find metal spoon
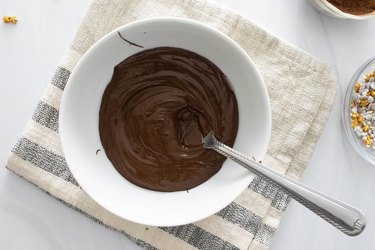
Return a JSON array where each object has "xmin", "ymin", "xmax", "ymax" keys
[{"xmin": 202, "ymin": 131, "xmax": 366, "ymax": 236}]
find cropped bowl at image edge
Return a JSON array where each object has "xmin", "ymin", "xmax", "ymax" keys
[
  {"xmin": 343, "ymin": 57, "xmax": 375, "ymax": 164},
  {"xmin": 59, "ymin": 17, "xmax": 271, "ymax": 226},
  {"xmin": 308, "ymin": 0, "xmax": 375, "ymax": 19}
]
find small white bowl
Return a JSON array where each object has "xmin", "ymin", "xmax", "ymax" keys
[
  {"xmin": 309, "ymin": 0, "xmax": 375, "ymax": 19},
  {"xmin": 60, "ymin": 17, "xmax": 271, "ymax": 226}
]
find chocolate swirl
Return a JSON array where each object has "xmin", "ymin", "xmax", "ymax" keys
[{"xmin": 99, "ymin": 47, "xmax": 238, "ymax": 192}]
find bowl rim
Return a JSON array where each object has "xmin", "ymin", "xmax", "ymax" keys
[{"xmin": 60, "ymin": 17, "xmax": 272, "ymax": 226}]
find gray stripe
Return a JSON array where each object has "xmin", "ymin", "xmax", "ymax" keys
[
  {"xmin": 11, "ymin": 137, "xmax": 78, "ymax": 186},
  {"xmin": 6, "ymin": 167, "xmax": 156, "ymax": 250},
  {"xmin": 32, "ymin": 101, "xmax": 59, "ymax": 132},
  {"xmin": 161, "ymin": 224, "xmax": 239, "ymax": 250},
  {"xmin": 217, "ymin": 202, "xmax": 263, "ymax": 235},
  {"xmin": 249, "ymin": 176, "xmax": 291, "ymax": 211},
  {"xmin": 217, "ymin": 203, "xmax": 277, "ymax": 247},
  {"xmin": 253, "ymin": 224, "xmax": 276, "ymax": 246},
  {"xmin": 271, "ymin": 189, "xmax": 291, "ymax": 211},
  {"xmin": 51, "ymin": 67, "xmax": 71, "ymax": 90}
]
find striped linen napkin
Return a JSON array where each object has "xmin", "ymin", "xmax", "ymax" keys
[{"xmin": 6, "ymin": 0, "xmax": 336, "ymax": 249}]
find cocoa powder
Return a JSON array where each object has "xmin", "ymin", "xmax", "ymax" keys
[{"xmin": 327, "ymin": 0, "xmax": 375, "ymax": 15}]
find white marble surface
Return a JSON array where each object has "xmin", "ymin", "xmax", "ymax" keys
[{"xmin": 1, "ymin": 0, "xmax": 375, "ymax": 249}]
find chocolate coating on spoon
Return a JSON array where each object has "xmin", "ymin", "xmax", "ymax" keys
[{"xmin": 99, "ymin": 47, "xmax": 238, "ymax": 192}]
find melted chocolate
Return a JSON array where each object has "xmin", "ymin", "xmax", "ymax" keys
[{"xmin": 99, "ymin": 47, "xmax": 238, "ymax": 192}]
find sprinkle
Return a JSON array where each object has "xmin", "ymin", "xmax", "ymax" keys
[
  {"xmin": 360, "ymin": 100, "xmax": 369, "ymax": 107},
  {"xmin": 363, "ymin": 125, "xmax": 369, "ymax": 132},
  {"xmin": 366, "ymin": 134, "xmax": 373, "ymax": 146},
  {"xmin": 355, "ymin": 83, "xmax": 361, "ymax": 92},
  {"xmin": 358, "ymin": 115, "xmax": 364, "ymax": 123},
  {"xmin": 2, "ymin": 16, "xmax": 17, "ymax": 24},
  {"xmin": 359, "ymin": 84, "xmax": 366, "ymax": 94}
]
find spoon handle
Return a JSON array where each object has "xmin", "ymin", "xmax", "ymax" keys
[{"xmin": 203, "ymin": 132, "xmax": 366, "ymax": 236}]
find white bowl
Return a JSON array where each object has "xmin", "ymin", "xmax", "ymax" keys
[
  {"xmin": 60, "ymin": 17, "xmax": 271, "ymax": 226},
  {"xmin": 308, "ymin": 0, "xmax": 375, "ymax": 19}
]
